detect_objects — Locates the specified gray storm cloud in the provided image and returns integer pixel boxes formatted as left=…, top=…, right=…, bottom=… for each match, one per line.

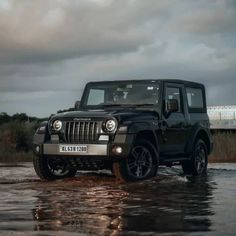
left=0, top=0, right=236, bottom=116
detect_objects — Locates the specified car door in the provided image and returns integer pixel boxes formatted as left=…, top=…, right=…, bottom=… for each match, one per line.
left=160, top=83, right=188, bottom=156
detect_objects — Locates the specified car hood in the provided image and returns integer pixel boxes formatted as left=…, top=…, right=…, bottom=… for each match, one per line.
left=50, top=109, right=159, bottom=122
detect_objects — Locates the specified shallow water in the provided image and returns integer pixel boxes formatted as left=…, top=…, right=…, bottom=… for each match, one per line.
left=0, top=163, right=235, bottom=235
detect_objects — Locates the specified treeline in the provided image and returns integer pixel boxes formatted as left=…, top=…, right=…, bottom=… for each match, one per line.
left=0, top=112, right=47, bottom=125
left=0, top=112, right=47, bottom=162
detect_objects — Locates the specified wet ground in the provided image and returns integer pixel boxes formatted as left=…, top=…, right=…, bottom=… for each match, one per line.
left=0, top=163, right=236, bottom=236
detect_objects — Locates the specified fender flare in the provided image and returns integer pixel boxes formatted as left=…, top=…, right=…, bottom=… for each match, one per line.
left=33, top=121, right=49, bottom=145
left=185, top=125, right=211, bottom=155
left=127, top=121, right=159, bottom=151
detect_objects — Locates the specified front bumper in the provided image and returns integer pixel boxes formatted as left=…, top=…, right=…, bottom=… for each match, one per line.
left=34, top=133, right=135, bottom=159
left=35, top=142, right=132, bottom=159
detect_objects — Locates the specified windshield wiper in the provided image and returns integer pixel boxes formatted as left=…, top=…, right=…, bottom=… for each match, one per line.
left=101, top=103, right=155, bottom=108
left=133, top=104, right=154, bottom=106
left=101, top=104, right=123, bottom=107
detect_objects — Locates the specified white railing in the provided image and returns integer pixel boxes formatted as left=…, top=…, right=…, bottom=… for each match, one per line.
left=207, top=106, right=236, bottom=129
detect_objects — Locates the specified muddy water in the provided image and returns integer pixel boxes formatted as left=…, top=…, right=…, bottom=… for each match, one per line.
left=0, top=163, right=236, bottom=236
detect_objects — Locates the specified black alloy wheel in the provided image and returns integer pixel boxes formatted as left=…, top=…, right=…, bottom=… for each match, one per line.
left=113, top=139, right=158, bottom=182
left=182, top=139, right=208, bottom=176
left=33, top=155, right=77, bottom=180
left=194, top=142, right=207, bottom=174
left=127, top=145, right=153, bottom=179
left=47, top=157, right=71, bottom=176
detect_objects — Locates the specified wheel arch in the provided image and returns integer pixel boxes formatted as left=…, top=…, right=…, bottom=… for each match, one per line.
left=33, top=121, right=49, bottom=145
left=187, top=128, right=211, bottom=155
left=135, top=130, right=159, bottom=152
left=127, top=121, right=159, bottom=151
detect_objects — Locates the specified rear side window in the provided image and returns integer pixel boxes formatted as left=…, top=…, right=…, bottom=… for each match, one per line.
left=166, top=86, right=182, bottom=112
left=186, top=87, right=205, bottom=112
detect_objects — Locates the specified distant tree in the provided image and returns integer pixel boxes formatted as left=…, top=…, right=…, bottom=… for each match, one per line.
left=12, top=113, right=28, bottom=122
left=0, top=112, right=11, bottom=125
left=0, top=112, right=48, bottom=125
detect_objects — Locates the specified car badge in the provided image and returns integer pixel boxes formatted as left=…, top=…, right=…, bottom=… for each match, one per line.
left=73, top=118, right=91, bottom=121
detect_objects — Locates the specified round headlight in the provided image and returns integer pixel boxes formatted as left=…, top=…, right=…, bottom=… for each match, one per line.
left=105, top=119, right=117, bottom=132
left=52, top=120, right=62, bottom=131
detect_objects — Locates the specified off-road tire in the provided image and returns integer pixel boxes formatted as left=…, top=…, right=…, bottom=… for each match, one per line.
left=182, top=139, right=208, bottom=176
left=33, top=155, right=77, bottom=181
left=113, top=139, right=159, bottom=182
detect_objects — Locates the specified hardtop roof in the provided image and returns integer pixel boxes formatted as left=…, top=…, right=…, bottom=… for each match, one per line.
left=86, top=79, right=205, bottom=88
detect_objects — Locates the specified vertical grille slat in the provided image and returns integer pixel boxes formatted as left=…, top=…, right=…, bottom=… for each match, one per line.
left=69, top=122, right=73, bottom=143
left=72, top=122, right=76, bottom=143
left=67, top=122, right=71, bottom=143
left=91, top=122, right=95, bottom=142
left=84, top=122, right=89, bottom=142
left=87, top=122, right=91, bottom=142
left=89, top=122, right=92, bottom=141
left=81, top=122, right=85, bottom=141
left=76, top=122, right=80, bottom=143
left=94, top=122, right=98, bottom=141
left=65, top=121, right=98, bottom=143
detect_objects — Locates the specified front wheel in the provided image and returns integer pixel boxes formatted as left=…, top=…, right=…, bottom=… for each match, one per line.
left=182, top=139, right=208, bottom=176
left=113, top=139, right=159, bottom=182
left=33, top=155, right=77, bottom=181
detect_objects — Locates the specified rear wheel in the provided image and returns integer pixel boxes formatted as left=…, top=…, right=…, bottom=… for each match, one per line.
left=113, top=139, right=158, bottom=182
left=33, top=155, right=77, bottom=181
left=182, top=139, right=208, bottom=176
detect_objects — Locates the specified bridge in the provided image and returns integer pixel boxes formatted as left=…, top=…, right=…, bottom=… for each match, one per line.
left=207, top=106, right=236, bottom=130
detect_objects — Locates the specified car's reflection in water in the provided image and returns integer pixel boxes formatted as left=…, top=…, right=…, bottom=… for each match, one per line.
left=32, top=171, right=215, bottom=235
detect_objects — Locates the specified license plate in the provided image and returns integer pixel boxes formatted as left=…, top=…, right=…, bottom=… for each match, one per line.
left=59, top=145, right=88, bottom=153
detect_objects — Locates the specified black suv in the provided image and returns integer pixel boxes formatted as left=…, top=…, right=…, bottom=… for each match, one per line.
left=33, top=79, right=213, bottom=182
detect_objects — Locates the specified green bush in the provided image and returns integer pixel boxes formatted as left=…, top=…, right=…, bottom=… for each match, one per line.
left=0, top=112, right=47, bottom=162
left=0, top=121, right=38, bottom=161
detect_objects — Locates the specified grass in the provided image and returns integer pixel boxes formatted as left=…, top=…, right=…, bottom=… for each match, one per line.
left=209, top=131, right=236, bottom=163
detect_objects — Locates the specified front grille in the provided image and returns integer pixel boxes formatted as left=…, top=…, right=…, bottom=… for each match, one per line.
left=64, top=121, right=98, bottom=143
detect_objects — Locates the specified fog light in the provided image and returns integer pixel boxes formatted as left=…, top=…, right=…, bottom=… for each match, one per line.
left=114, top=146, right=122, bottom=155
left=35, top=146, right=40, bottom=153
left=99, top=135, right=109, bottom=141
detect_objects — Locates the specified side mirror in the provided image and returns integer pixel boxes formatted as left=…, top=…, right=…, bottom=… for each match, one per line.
left=165, top=99, right=179, bottom=117
left=74, top=100, right=80, bottom=110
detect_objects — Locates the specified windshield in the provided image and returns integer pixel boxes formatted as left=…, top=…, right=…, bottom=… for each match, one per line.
left=81, top=81, right=160, bottom=109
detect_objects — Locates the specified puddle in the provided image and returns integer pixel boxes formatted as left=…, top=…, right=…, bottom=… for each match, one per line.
left=0, top=163, right=235, bottom=235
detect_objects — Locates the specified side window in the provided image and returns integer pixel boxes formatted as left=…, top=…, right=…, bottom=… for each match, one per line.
left=186, top=87, right=204, bottom=109
left=166, top=86, right=182, bottom=112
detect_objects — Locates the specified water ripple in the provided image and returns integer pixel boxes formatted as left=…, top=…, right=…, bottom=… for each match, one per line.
left=0, top=162, right=235, bottom=235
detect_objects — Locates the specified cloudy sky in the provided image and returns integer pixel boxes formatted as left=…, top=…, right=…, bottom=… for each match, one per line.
left=0, top=0, right=236, bottom=117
